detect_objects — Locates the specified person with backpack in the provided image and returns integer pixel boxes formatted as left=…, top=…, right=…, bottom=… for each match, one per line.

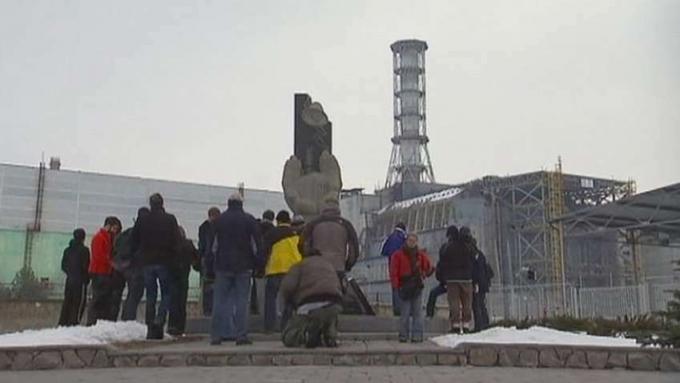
left=381, top=222, right=407, bottom=316
left=299, top=198, right=360, bottom=279
left=58, top=228, right=90, bottom=326
left=389, top=233, right=434, bottom=343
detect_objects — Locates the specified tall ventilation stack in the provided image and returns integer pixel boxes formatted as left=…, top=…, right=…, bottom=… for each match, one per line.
left=385, top=39, right=435, bottom=188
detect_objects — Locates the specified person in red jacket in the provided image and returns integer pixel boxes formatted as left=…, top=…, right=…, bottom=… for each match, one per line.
left=389, top=233, right=433, bottom=343
left=86, top=216, right=121, bottom=326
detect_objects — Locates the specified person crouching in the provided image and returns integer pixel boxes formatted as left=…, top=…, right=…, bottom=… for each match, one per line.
left=279, top=249, right=343, bottom=348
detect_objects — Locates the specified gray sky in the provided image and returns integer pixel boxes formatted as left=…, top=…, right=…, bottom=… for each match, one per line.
left=1, top=0, right=678, bottom=192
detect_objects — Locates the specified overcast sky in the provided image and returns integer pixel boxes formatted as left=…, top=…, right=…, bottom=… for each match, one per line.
left=1, top=0, right=678, bottom=192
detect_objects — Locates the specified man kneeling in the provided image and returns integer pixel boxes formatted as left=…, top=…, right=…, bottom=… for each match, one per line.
left=279, top=250, right=342, bottom=348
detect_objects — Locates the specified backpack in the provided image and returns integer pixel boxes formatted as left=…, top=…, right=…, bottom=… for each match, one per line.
left=398, top=253, right=424, bottom=300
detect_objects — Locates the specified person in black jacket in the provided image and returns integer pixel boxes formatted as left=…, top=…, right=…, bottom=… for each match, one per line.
left=210, top=193, right=263, bottom=346
left=131, top=193, right=180, bottom=340
left=250, top=210, right=275, bottom=315
left=168, top=226, right=198, bottom=336
left=470, top=237, right=494, bottom=332
left=437, top=225, right=475, bottom=333
left=198, top=207, right=220, bottom=316
left=58, top=228, right=90, bottom=326
left=116, top=207, right=150, bottom=321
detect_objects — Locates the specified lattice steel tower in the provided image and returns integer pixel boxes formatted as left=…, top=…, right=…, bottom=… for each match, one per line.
left=385, top=39, right=435, bottom=187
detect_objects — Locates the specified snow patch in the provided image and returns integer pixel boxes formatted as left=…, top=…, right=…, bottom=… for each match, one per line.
left=431, top=326, right=640, bottom=348
left=0, top=321, right=149, bottom=348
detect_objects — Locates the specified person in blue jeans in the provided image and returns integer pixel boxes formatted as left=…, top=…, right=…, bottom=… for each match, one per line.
left=389, top=233, right=434, bottom=343
left=131, top=193, right=180, bottom=340
left=210, top=193, right=263, bottom=346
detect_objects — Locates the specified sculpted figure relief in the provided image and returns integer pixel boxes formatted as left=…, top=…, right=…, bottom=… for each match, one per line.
left=282, top=94, right=342, bottom=219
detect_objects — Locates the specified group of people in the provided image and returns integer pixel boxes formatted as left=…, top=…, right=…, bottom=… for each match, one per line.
left=58, top=193, right=198, bottom=339
left=59, top=191, right=492, bottom=346
left=203, top=194, right=359, bottom=347
left=383, top=222, right=493, bottom=342
left=60, top=191, right=361, bottom=349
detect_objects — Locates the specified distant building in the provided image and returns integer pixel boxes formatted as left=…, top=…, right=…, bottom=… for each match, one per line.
left=0, top=162, right=287, bottom=295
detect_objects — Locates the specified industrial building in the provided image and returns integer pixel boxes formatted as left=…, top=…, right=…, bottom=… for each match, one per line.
left=0, top=160, right=287, bottom=297
left=344, top=39, right=680, bottom=320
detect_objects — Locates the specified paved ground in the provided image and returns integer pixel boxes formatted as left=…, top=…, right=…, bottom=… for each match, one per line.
left=1, top=366, right=678, bottom=383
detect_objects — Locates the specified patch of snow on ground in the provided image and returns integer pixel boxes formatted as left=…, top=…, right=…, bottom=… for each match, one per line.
left=431, top=326, right=640, bottom=348
left=0, top=321, right=148, bottom=348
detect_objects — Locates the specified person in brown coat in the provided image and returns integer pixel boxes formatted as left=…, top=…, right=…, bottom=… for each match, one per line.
left=299, top=200, right=359, bottom=277
left=279, top=250, right=343, bottom=348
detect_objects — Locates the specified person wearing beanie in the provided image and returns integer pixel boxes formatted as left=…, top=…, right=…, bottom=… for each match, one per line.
left=131, top=193, right=180, bottom=340
left=210, top=192, right=263, bottom=346
left=262, top=210, right=302, bottom=332
left=437, top=224, right=476, bottom=333
left=380, top=222, right=408, bottom=316
left=58, top=228, right=90, bottom=326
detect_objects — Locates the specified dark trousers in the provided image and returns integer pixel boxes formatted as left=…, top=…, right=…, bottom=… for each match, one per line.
left=121, top=268, right=145, bottom=321
left=472, top=291, right=490, bottom=331
left=86, top=274, right=112, bottom=326
left=250, top=277, right=259, bottom=315
left=282, top=304, right=342, bottom=348
left=109, top=270, right=126, bottom=321
left=144, top=265, right=171, bottom=326
left=201, top=275, right=214, bottom=316
left=264, top=274, right=290, bottom=332
left=426, top=284, right=447, bottom=317
left=58, top=281, right=86, bottom=326
left=168, top=266, right=190, bottom=334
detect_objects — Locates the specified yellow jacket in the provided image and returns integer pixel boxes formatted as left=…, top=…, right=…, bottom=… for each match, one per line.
left=265, top=225, right=302, bottom=276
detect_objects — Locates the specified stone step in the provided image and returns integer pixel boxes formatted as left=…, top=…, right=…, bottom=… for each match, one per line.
left=186, top=314, right=450, bottom=334
left=3, top=340, right=679, bottom=372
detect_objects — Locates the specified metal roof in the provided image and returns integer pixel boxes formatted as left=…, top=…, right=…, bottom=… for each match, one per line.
left=557, top=182, right=680, bottom=237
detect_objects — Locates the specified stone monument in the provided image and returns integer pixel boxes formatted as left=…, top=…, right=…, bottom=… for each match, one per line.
left=282, top=94, right=342, bottom=219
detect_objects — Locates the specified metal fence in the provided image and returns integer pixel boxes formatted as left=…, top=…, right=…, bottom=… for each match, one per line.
left=354, top=277, right=680, bottom=320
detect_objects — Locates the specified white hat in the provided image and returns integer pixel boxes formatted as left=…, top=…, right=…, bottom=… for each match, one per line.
left=228, top=192, right=243, bottom=202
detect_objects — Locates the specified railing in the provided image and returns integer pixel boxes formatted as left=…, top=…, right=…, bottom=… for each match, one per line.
left=352, top=275, right=680, bottom=320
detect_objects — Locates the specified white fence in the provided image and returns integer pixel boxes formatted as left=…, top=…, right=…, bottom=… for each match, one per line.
left=353, top=273, right=680, bottom=320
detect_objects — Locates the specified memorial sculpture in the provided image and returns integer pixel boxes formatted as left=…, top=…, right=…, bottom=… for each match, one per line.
left=282, top=94, right=342, bottom=219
